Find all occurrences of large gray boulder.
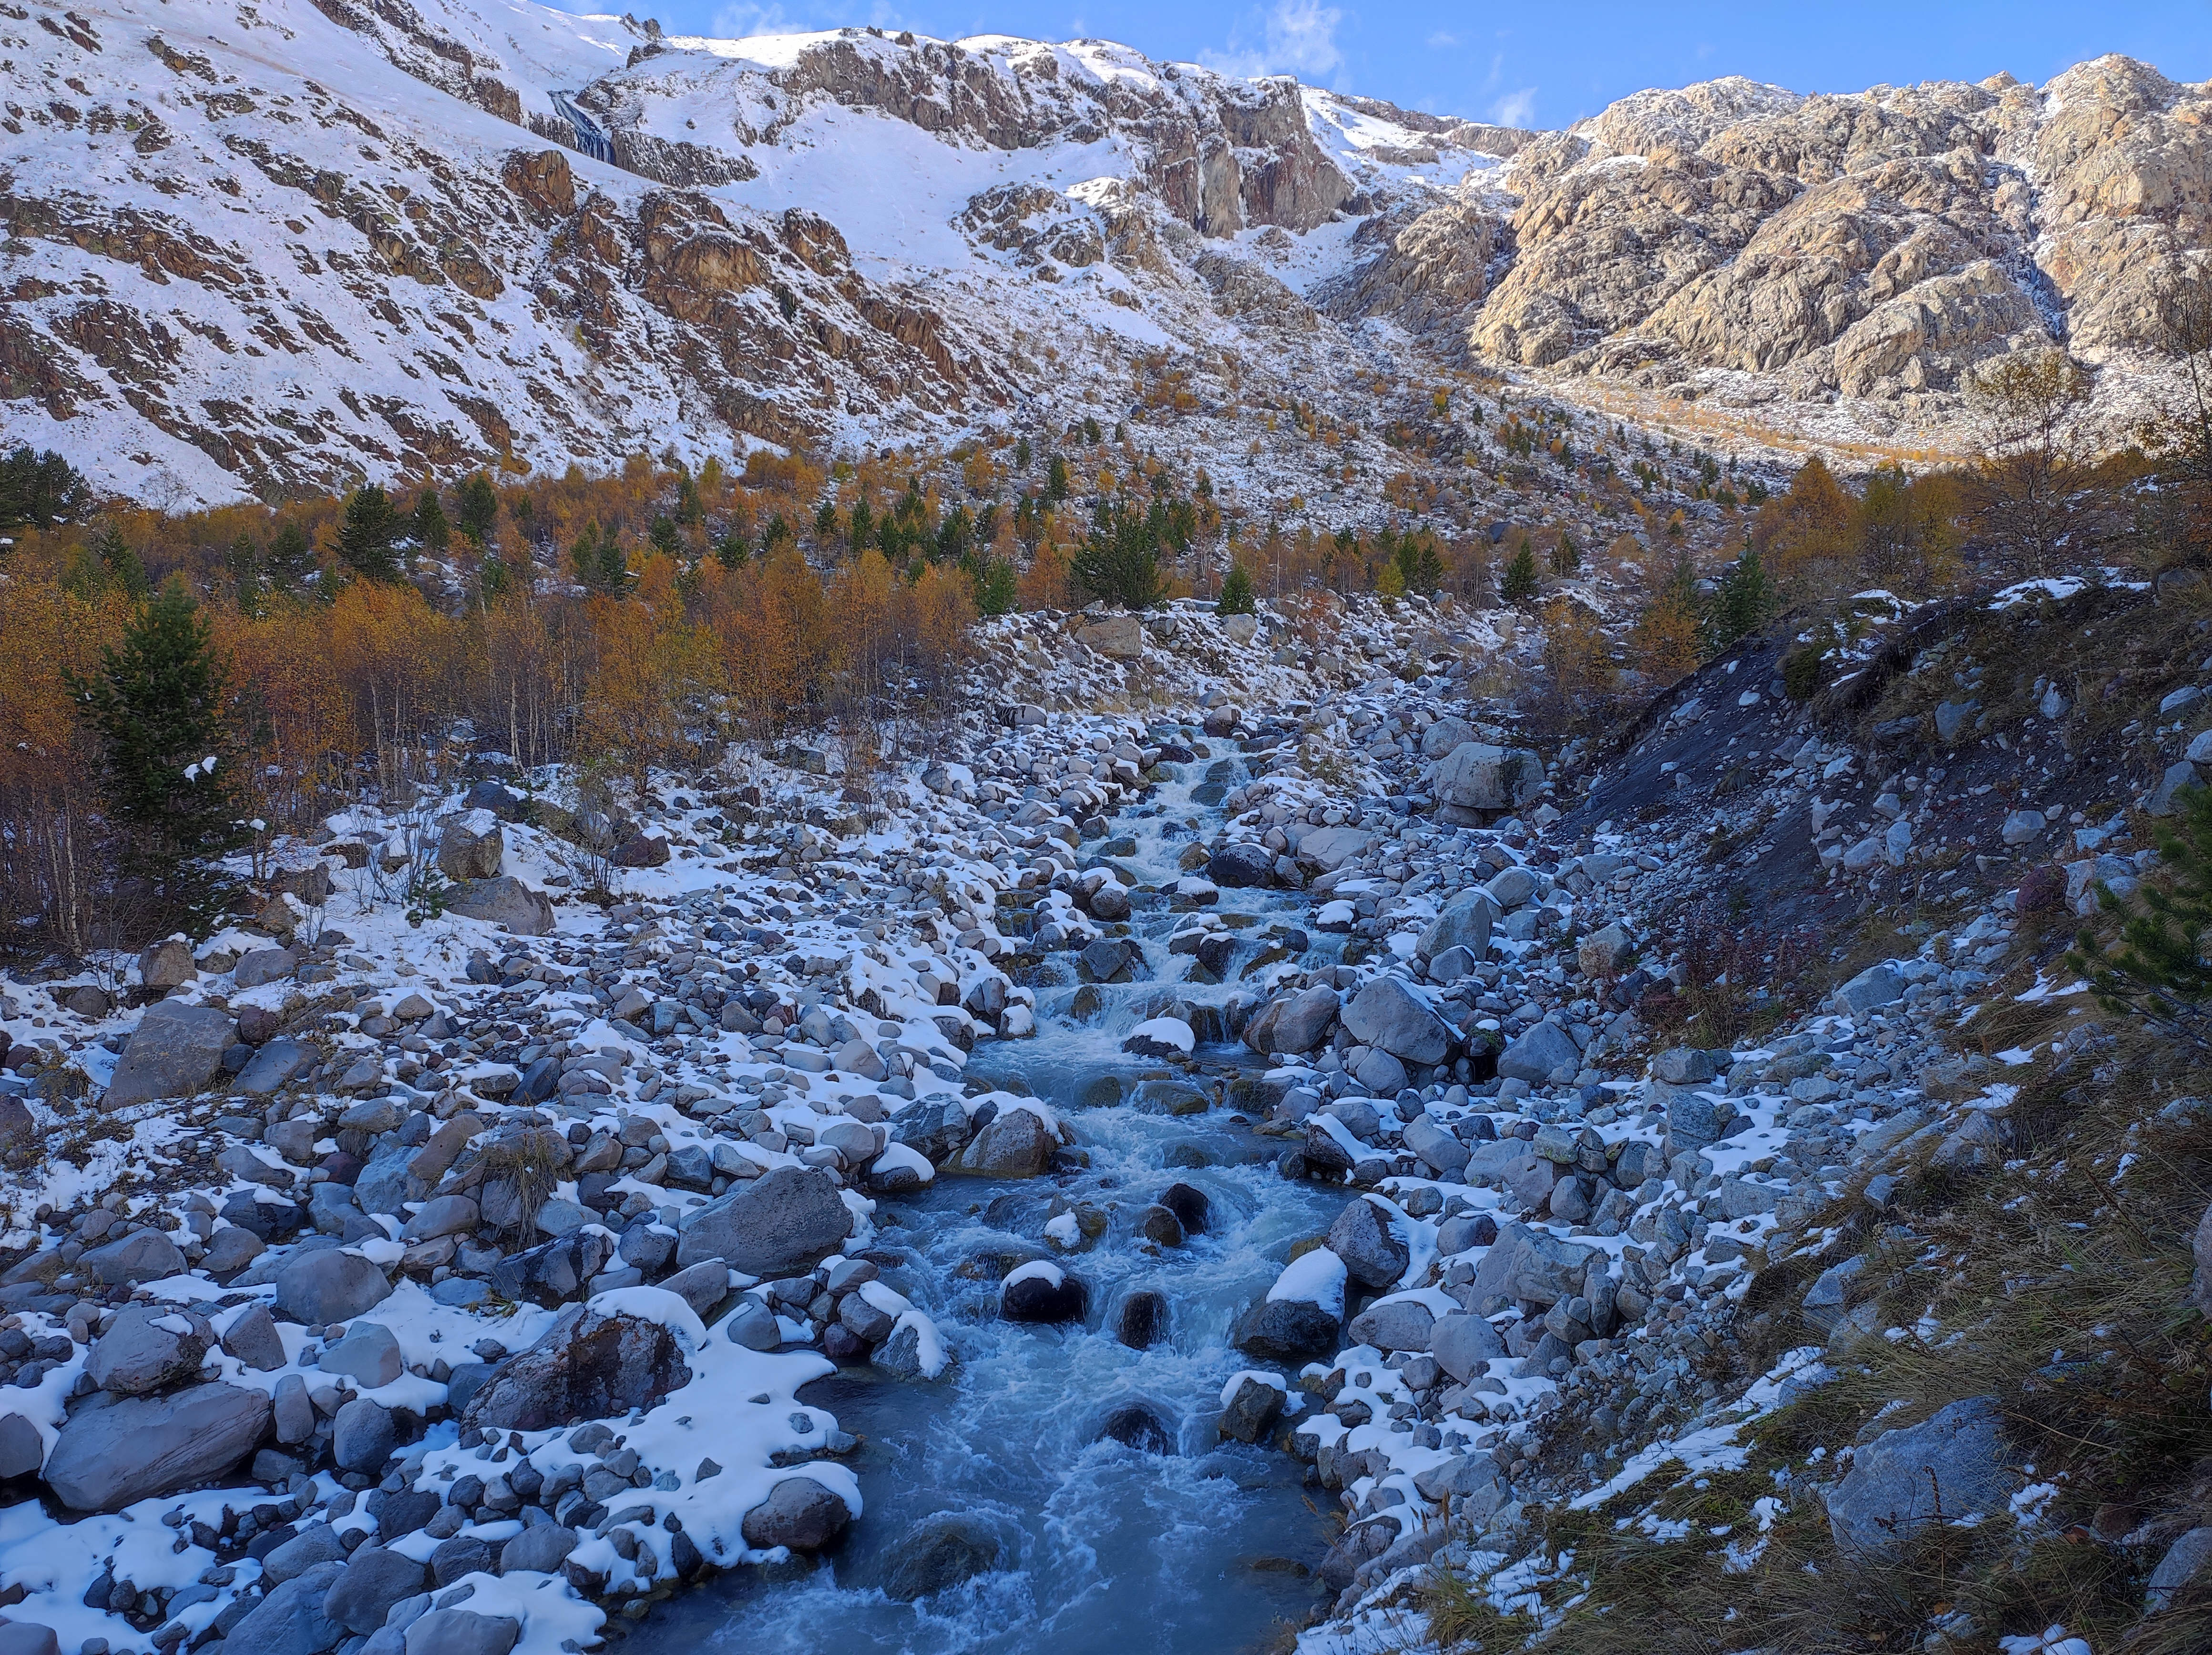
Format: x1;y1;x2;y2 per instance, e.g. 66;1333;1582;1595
740;1477;851;1551
331;1397;396;1472
2147;1526;2212;1611
224;1561;347;1655
262;1524;348;1585
103;1001;236;1109
1297;826;1372;872
1207;842;1276;889
404;1611;520;1655
1341;976;1453;1065
233;947;304;991
461;1306;692;1433
1834;962;1904;1017
1270;983;1341;1053
1403;1115;1469;1176
1419;716;1476;758
85;1302;209;1395
320;1323;403;1388
951;1107;1058;1178
1497;1021;1581;1084
676;1166;853;1274
437;812;505;882
1430;1312;1507;1382
323;1548;427;1634
497;1523;579;1576
238;1037;312;1096
1824;1397;2020;1557
275;1249;392;1324
43;1382;271;1510
1464;1223;1597;1312
1327;1197;1408;1290
442;877;554;937
80;1228;187;1285
1433;742;1544;813
1417;890;1498;963
1075;613;1145;660
1346;1297;1435;1353
0;1623;59;1655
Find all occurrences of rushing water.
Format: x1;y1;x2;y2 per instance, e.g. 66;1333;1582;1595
646;755;1356;1654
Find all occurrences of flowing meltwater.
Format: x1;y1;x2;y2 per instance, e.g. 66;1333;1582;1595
645;763;1356;1652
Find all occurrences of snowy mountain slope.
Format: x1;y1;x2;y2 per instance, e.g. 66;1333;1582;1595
10;0;2204;509
1;0;1501;507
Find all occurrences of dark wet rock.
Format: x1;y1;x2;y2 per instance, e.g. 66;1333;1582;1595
882;1512;1000;1601
463;1306;692;1434
1231;1298;1340;1360
1158;1182;1209;1235
1218;1375;1285;1443
1116;1289;1168;1349
1098;1401;1175;1454
1001;1264;1086;1323
740;1477;850;1550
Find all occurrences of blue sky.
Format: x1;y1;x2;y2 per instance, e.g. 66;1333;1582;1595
619;0;2212;127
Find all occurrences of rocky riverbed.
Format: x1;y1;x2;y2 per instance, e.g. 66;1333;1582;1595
0;593;2188;1655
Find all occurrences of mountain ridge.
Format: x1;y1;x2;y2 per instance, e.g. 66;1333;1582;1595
3;2;2207;507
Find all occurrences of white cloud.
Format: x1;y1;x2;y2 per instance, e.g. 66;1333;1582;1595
1425;30;1459;49
1201;0;1345;81
1490;87;1538;127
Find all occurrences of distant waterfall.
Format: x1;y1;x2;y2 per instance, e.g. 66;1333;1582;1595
549;92;613;165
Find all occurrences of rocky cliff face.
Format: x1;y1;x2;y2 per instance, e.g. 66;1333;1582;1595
1330;58;2212;430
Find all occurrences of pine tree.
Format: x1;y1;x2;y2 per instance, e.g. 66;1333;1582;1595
813;498;839;543
226;532;265;617
1046;454;1070;502
1702;543;1774;653
455;473;500;547
1071;499;1166;610
1550;530;1581;577
1082;415;1103;445
0;445;92;532
1218;560;1258;615
648;513;680;557
847;497;875;554
1500;535;1541;605
336;485;402;582
413;488;450;554
266;521;317;589
573;524;628;595
967;553;1018;616
69;580;241;925
478;549;512;605
1014;434;1033;470
91;522;149;599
